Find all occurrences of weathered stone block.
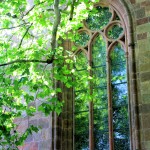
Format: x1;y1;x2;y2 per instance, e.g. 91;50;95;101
140;103;150;112
136;8;145;19
144;141;150;150
18;142;38;150
29;119;38;127
140;63;150;72
38;118;49;129
137;32;147;40
38;140;52;150
140;72;150;82
142;94;150;103
17;120;28;134
25;134;33;143
130;0;135;4
33;128;51;142
137;17;149;25
33;130;42;142
138;38;150;52
137;23;150;34
144;129;150;141
142;114;150;129
141;1;150;7
41;128;52;140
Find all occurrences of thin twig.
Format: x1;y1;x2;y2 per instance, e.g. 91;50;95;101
18;23;33;49
69;0;75;20
23;1;46;17
0;22;29;30
23;5;36;16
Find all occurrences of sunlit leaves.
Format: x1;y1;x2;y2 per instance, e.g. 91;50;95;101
74;32;90;47
38;98;63;115
0;0;102;148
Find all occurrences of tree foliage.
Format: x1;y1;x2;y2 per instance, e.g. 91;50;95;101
0;0;130;149
0;0;99;148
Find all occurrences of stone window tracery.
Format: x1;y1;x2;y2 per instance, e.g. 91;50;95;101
73;4;130;150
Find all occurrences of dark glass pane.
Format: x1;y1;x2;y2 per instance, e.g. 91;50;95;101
93;88;107;109
112;84;128;106
107;24;123;39
110;45;126;64
74;51;88;91
75;32;90;47
86;6;112;30
75;91;89;112
75;111;89;150
94;109;109;150
93;89;108;149
111;64;126;84
75;51;88;70
111;45;126;84
92;34;108;149
74;52;89;150
110;44;130;149
92;35;106;67
93;66;107;88
75;69;89;92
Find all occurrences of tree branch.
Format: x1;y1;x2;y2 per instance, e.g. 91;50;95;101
69;0;75;20
0;59;54;67
18;23;33;49
23;1;46;17
50;0;61;59
23;5;36;16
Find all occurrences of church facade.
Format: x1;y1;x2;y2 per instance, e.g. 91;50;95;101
18;0;150;150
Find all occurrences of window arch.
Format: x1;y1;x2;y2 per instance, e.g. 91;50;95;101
73;3;130;150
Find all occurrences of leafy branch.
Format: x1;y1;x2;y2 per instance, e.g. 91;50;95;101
23;1;46;17
50;0;61;59
0;58;54;67
0;0;93;148
18;23;33;49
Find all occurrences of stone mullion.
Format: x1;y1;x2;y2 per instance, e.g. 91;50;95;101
107;54;114;150
89;101;94;150
62;40;74;150
126;54;133;150
88;38;94;150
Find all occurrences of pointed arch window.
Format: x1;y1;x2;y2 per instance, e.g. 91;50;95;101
74;4;130;150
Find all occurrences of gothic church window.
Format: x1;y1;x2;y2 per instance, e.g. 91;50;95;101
74;4;130;150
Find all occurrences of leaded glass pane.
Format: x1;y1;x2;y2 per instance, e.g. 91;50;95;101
107;24;123;39
86;6;112;30
92;35;108;149
93;88;107;109
94;109;109;150
75;32;90;47
75;51;88;71
74;52;88;92
110;44;130;150
92;35;106;67
74;52;89;150
75;111;89;150
110;45;126;64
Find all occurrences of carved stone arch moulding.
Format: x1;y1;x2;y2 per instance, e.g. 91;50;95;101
108;1;140;150
72;0;140;150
